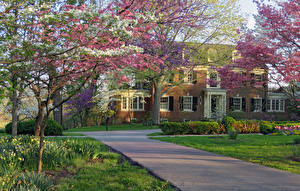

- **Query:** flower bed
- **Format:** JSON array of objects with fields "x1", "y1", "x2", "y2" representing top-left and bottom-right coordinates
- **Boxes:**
[{"x1": 274, "y1": 125, "x2": 300, "y2": 135}]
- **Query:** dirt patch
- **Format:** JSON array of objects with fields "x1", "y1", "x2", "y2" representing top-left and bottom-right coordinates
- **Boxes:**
[{"x1": 88, "y1": 158, "x2": 103, "y2": 164}]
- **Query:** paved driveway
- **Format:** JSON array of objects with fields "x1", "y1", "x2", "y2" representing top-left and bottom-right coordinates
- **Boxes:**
[{"x1": 82, "y1": 129, "x2": 300, "y2": 191}]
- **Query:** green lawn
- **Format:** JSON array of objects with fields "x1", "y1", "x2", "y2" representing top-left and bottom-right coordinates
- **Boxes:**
[
  {"x1": 1, "y1": 136, "x2": 173, "y2": 190},
  {"x1": 65, "y1": 124, "x2": 159, "y2": 132},
  {"x1": 62, "y1": 132, "x2": 86, "y2": 136},
  {"x1": 153, "y1": 135, "x2": 300, "y2": 174},
  {"x1": 55, "y1": 160, "x2": 173, "y2": 191}
]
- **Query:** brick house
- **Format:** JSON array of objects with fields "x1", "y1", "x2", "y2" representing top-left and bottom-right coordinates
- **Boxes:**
[{"x1": 111, "y1": 46, "x2": 291, "y2": 123}]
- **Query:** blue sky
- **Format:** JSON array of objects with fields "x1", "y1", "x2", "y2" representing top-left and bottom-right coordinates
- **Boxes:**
[{"x1": 239, "y1": 0, "x2": 258, "y2": 28}]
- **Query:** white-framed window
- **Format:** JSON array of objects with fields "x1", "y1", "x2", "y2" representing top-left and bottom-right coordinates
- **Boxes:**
[
  {"x1": 122, "y1": 97, "x2": 128, "y2": 110},
  {"x1": 183, "y1": 96, "x2": 193, "y2": 111},
  {"x1": 208, "y1": 72, "x2": 220, "y2": 88},
  {"x1": 187, "y1": 72, "x2": 193, "y2": 83},
  {"x1": 160, "y1": 97, "x2": 169, "y2": 111},
  {"x1": 232, "y1": 97, "x2": 242, "y2": 111},
  {"x1": 253, "y1": 98, "x2": 262, "y2": 112},
  {"x1": 267, "y1": 99, "x2": 284, "y2": 112},
  {"x1": 121, "y1": 96, "x2": 144, "y2": 111}
]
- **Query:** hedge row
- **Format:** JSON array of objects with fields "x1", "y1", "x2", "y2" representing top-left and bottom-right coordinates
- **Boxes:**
[
  {"x1": 5, "y1": 120, "x2": 63, "y2": 136},
  {"x1": 160, "y1": 119, "x2": 300, "y2": 135},
  {"x1": 160, "y1": 121, "x2": 224, "y2": 135}
]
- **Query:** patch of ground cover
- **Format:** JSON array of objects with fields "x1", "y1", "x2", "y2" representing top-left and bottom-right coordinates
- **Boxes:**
[
  {"x1": 153, "y1": 135, "x2": 300, "y2": 174},
  {"x1": 65, "y1": 123, "x2": 159, "y2": 132},
  {"x1": 0, "y1": 136, "x2": 173, "y2": 191}
]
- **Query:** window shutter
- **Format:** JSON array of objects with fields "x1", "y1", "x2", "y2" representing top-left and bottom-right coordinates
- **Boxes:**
[
  {"x1": 169, "y1": 96, "x2": 174, "y2": 111},
  {"x1": 192, "y1": 97, "x2": 198, "y2": 111},
  {"x1": 250, "y1": 73, "x2": 255, "y2": 85},
  {"x1": 192, "y1": 71, "x2": 197, "y2": 84},
  {"x1": 179, "y1": 97, "x2": 183, "y2": 111},
  {"x1": 229, "y1": 97, "x2": 233, "y2": 110},
  {"x1": 250, "y1": 98, "x2": 255, "y2": 112},
  {"x1": 169, "y1": 73, "x2": 174, "y2": 83},
  {"x1": 262, "y1": 99, "x2": 266, "y2": 112},
  {"x1": 242, "y1": 98, "x2": 246, "y2": 112}
]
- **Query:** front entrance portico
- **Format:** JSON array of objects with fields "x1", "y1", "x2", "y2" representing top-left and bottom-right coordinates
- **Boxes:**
[{"x1": 204, "y1": 88, "x2": 227, "y2": 119}]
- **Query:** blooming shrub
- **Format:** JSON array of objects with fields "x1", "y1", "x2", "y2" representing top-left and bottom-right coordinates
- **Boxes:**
[{"x1": 233, "y1": 120, "x2": 260, "y2": 134}]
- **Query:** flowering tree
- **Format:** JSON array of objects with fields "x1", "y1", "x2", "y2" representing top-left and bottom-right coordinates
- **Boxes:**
[
  {"x1": 1, "y1": 0, "x2": 153, "y2": 172},
  {"x1": 218, "y1": 0, "x2": 299, "y2": 111},
  {"x1": 118, "y1": 0, "x2": 242, "y2": 124},
  {"x1": 65, "y1": 86, "x2": 95, "y2": 127}
]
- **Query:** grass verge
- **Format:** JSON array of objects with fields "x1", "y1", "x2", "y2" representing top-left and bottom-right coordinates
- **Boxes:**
[
  {"x1": 0, "y1": 136, "x2": 173, "y2": 190},
  {"x1": 55, "y1": 159, "x2": 173, "y2": 191},
  {"x1": 65, "y1": 124, "x2": 159, "y2": 132},
  {"x1": 62, "y1": 132, "x2": 86, "y2": 136},
  {"x1": 153, "y1": 135, "x2": 300, "y2": 174}
]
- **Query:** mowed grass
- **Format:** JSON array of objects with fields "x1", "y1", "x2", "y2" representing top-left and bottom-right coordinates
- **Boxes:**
[
  {"x1": 62, "y1": 132, "x2": 86, "y2": 136},
  {"x1": 153, "y1": 135, "x2": 300, "y2": 174},
  {"x1": 55, "y1": 160, "x2": 173, "y2": 191},
  {"x1": 49, "y1": 137, "x2": 173, "y2": 191},
  {"x1": 65, "y1": 124, "x2": 159, "y2": 132}
]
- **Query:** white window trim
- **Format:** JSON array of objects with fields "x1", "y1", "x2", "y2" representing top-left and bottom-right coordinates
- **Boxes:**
[
  {"x1": 183, "y1": 96, "x2": 193, "y2": 112},
  {"x1": 267, "y1": 99, "x2": 285, "y2": 112},
  {"x1": 232, "y1": 97, "x2": 242, "y2": 112},
  {"x1": 253, "y1": 98, "x2": 262, "y2": 112},
  {"x1": 207, "y1": 71, "x2": 220, "y2": 88},
  {"x1": 160, "y1": 96, "x2": 170, "y2": 112},
  {"x1": 183, "y1": 71, "x2": 194, "y2": 84},
  {"x1": 121, "y1": 97, "x2": 144, "y2": 111}
]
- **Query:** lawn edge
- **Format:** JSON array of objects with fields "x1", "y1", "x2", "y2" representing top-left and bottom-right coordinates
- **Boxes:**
[{"x1": 98, "y1": 141, "x2": 181, "y2": 191}]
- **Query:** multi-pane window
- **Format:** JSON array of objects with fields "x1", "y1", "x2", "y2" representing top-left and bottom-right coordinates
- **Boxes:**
[
  {"x1": 209, "y1": 72, "x2": 219, "y2": 88},
  {"x1": 267, "y1": 99, "x2": 284, "y2": 112},
  {"x1": 183, "y1": 96, "x2": 192, "y2": 111},
  {"x1": 253, "y1": 98, "x2": 262, "y2": 112},
  {"x1": 232, "y1": 97, "x2": 242, "y2": 111},
  {"x1": 160, "y1": 97, "x2": 169, "y2": 111},
  {"x1": 187, "y1": 72, "x2": 193, "y2": 83},
  {"x1": 121, "y1": 97, "x2": 144, "y2": 111},
  {"x1": 122, "y1": 97, "x2": 128, "y2": 110}
]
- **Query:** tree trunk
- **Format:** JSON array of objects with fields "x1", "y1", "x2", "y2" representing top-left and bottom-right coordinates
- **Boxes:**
[
  {"x1": 35, "y1": 106, "x2": 44, "y2": 137},
  {"x1": 53, "y1": 90, "x2": 63, "y2": 127},
  {"x1": 37, "y1": 105, "x2": 50, "y2": 173},
  {"x1": 152, "y1": 81, "x2": 161, "y2": 125},
  {"x1": 11, "y1": 88, "x2": 18, "y2": 136},
  {"x1": 37, "y1": 128, "x2": 45, "y2": 173}
]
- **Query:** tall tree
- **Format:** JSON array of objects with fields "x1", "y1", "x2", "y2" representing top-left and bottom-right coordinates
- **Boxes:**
[
  {"x1": 218, "y1": 0, "x2": 299, "y2": 110},
  {"x1": 1, "y1": 1, "x2": 153, "y2": 173},
  {"x1": 119, "y1": 0, "x2": 243, "y2": 124}
]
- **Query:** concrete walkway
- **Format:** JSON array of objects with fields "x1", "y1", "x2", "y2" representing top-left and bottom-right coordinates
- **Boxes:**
[{"x1": 82, "y1": 129, "x2": 300, "y2": 191}]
